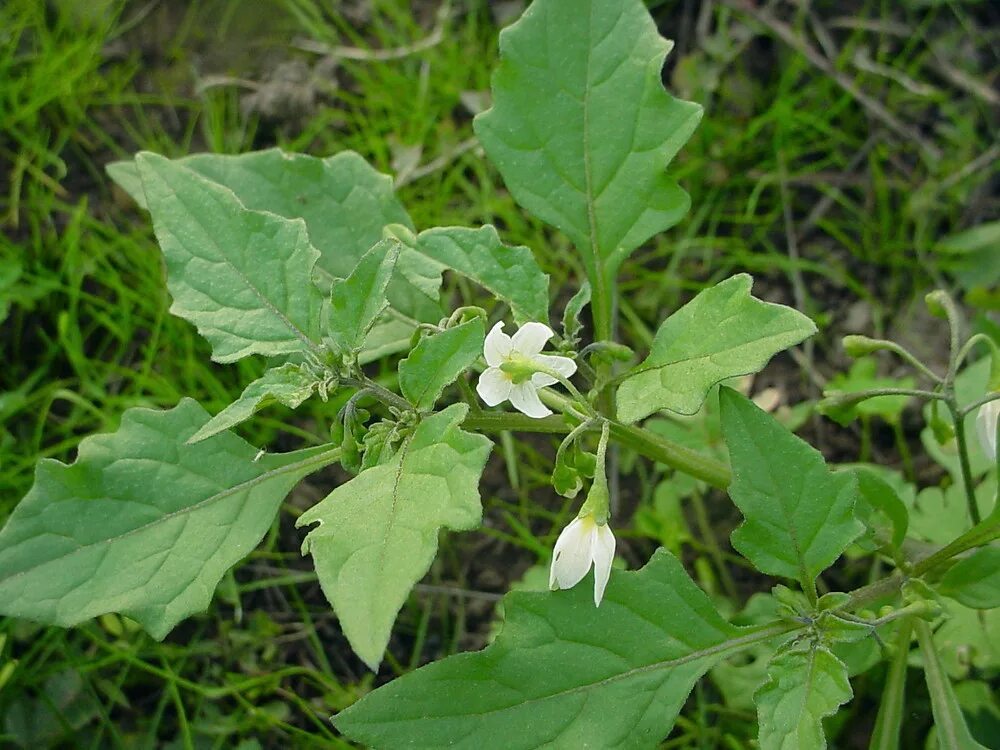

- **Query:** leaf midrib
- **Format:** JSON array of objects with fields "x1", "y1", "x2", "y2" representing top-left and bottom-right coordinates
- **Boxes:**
[
  {"x1": 158, "y1": 164, "x2": 318, "y2": 353},
  {"x1": 353, "y1": 622, "x2": 796, "y2": 725},
  {"x1": 0, "y1": 449, "x2": 337, "y2": 586}
]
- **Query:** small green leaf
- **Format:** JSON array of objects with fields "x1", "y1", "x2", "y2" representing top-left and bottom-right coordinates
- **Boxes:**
[
  {"x1": 415, "y1": 226, "x2": 549, "y2": 325},
  {"x1": 335, "y1": 549, "x2": 744, "y2": 748},
  {"x1": 562, "y1": 281, "x2": 591, "y2": 345},
  {"x1": 326, "y1": 239, "x2": 401, "y2": 355},
  {"x1": 296, "y1": 404, "x2": 492, "y2": 669},
  {"x1": 720, "y1": 389, "x2": 863, "y2": 587},
  {"x1": 939, "y1": 547, "x2": 1000, "y2": 610},
  {"x1": 914, "y1": 619, "x2": 989, "y2": 749},
  {"x1": 618, "y1": 275, "x2": 816, "y2": 423},
  {"x1": 754, "y1": 641, "x2": 852, "y2": 750},
  {"x1": 474, "y1": 0, "x2": 702, "y2": 326},
  {"x1": 0, "y1": 400, "x2": 335, "y2": 638},
  {"x1": 187, "y1": 364, "x2": 318, "y2": 444},
  {"x1": 135, "y1": 152, "x2": 324, "y2": 363},
  {"x1": 398, "y1": 319, "x2": 485, "y2": 411}
]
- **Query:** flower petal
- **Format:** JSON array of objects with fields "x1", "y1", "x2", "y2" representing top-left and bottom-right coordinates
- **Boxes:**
[
  {"x1": 511, "y1": 322, "x2": 554, "y2": 356},
  {"x1": 590, "y1": 522, "x2": 616, "y2": 606},
  {"x1": 549, "y1": 517, "x2": 595, "y2": 591},
  {"x1": 476, "y1": 367, "x2": 513, "y2": 406},
  {"x1": 508, "y1": 381, "x2": 552, "y2": 418},
  {"x1": 531, "y1": 371, "x2": 559, "y2": 388},
  {"x1": 976, "y1": 398, "x2": 1000, "y2": 462},
  {"x1": 530, "y1": 353, "x2": 578, "y2": 386},
  {"x1": 483, "y1": 322, "x2": 513, "y2": 367}
]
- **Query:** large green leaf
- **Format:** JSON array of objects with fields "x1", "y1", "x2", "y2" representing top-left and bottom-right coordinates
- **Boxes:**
[
  {"x1": 109, "y1": 149, "x2": 410, "y2": 274},
  {"x1": 110, "y1": 149, "x2": 442, "y2": 358},
  {"x1": 296, "y1": 404, "x2": 492, "y2": 669},
  {"x1": 618, "y1": 275, "x2": 817, "y2": 423},
  {"x1": 398, "y1": 319, "x2": 485, "y2": 411},
  {"x1": 335, "y1": 550, "x2": 748, "y2": 749},
  {"x1": 720, "y1": 389, "x2": 862, "y2": 586},
  {"x1": 135, "y1": 152, "x2": 325, "y2": 363},
  {"x1": 754, "y1": 641, "x2": 852, "y2": 750},
  {"x1": 474, "y1": 0, "x2": 702, "y2": 330},
  {"x1": 325, "y1": 239, "x2": 401, "y2": 356},
  {"x1": 0, "y1": 399, "x2": 335, "y2": 638},
  {"x1": 187, "y1": 364, "x2": 318, "y2": 444},
  {"x1": 415, "y1": 226, "x2": 549, "y2": 325}
]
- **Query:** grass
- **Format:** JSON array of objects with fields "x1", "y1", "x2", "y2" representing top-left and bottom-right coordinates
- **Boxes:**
[{"x1": 1, "y1": 0, "x2": 997, "y2": 746}]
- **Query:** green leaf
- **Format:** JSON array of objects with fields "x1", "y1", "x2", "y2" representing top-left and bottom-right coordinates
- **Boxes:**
[
  {"x1": 914, "y1": 619, "x2": 989, "y2": 750},
  {"x1": 110, "y1": 149, "x2": 442, "y2": 359},
  {"x1": 398, "y1": 319, "x2": 485, "y2": 411},
  {"x1": 562, "y1": 281, "x2": 591, "y2": 345},
  {"x1": 754, "y1": 641, "x2": 852, "y2": 750},
  {"x1": 325, "y1": 239, "x2": 401, "y2": 355},
  {"x1": 187, "y1": 364, "x2": 318, "y2": 444},
  {"x1": 110, "y1": 149, "x2": 413, "y2": 280},
  {"x1": 135, "y1": 152, "x2": 324, "y2": 363},
  {"x1": 336, "y1": 549, "x2": 747, "y2": 749},
  {"x1": 939, "y1": 547, "x2": 1000, "y2": 610},
  {"x1": 474, "y1": 0, "x2": 701, "y2": 330},
  {"x1": 617, "y1": 275, "x2": 817, "y2": 423},
  {"x1": 853, "y1": 467, "x2": 909, "y2": 553},
  {"x1": 909, "y1": 479, "x2": 996, "y2": 548},
  {"x1": 415, "y1": 226, "x2": 549, "y2": 325},
  {"x1": 869, "y1": 618, "x2": 912, "y2": 750},
  {"x1": 0, "y1": 399, "x2": 335, "y2": 638},
  {"x1": 720, "y1": 388, "x2": 863, "y2": 586},
  {"x1": 296, "y1": 404, "x2": 492, "y2": 669}
]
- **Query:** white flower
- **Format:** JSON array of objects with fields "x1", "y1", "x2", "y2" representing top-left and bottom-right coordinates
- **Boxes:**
[
  {"x1": 476, "y1": 322, "x2": 577, "y2": 419},
  {"x1": 976, "y1": 397, "x2": 1000, "y2": 462},
  {"x1": 549, "y1": 514, "x2": 616, "y2": 606}
]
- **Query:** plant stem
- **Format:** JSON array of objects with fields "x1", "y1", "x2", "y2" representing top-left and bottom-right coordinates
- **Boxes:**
[{"x1": 948, "y1": 399, "x2": 982, "y2": 525}]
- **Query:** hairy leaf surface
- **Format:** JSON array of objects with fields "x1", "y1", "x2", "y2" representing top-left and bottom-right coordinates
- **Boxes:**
[
  {"x1": 755, "y1": 642, "x2": 852, "y2": 750},
  {"x1": 399, "y1": 319, "x2": 485, "y2": 411},
  {"x1": 475, "y1": 0, "x2": 702, "y2": 318},
  {"x1": 135, "y1": 152, "x2": 324, "y2": 362},
  {"x1": 416, "y1": 226, "x2": 549, "y2": 325},
  {"x1": 720, "y1": 389, "x2": 862, "y2": 586},
  {"x1": 618, "y1": 275, "x2": 816, "y2": 423},
  {"x1": 0, "y1": 400, "x2": 333, "y2": 638},
  {"x1": 188, "y1": 364, "x2": 317, "y2": 444},
  {"x1": 110, "y1": 149, "x2": 441, "y2": 359},
  {"x1": 336, "y1": 550, "x2": 747, "y2": 748},
  {"x1": 296, "y1": 404, "x2": 491, "y2": 669},
  {"x1": 326, "y1": 239, "x2": 401, "y2": 355}
]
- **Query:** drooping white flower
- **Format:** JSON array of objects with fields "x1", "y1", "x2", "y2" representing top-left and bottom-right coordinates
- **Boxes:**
[
  {"x1": 549, "y1": 514, "x2": 616, "y2": 606},
  {"x1": 976, "y1": 397, "x2": 1000, "y2": 462},
  {"x1": 476, "y1": 322, "x2": 577, "y2": 418}
]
